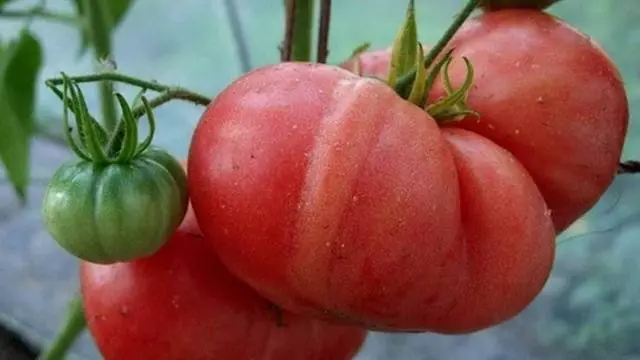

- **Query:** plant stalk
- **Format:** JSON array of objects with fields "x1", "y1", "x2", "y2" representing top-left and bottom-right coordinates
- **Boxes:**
[
  {"x1": 36, "y1": 295, "x2": 86, "y2": 360},
  {"x1": 45, "y1": 73, "x2": 211, "y2": 105},
  {"x1": 282, "y1": 0, "x2": 314, "y2": 61},
  {"x1": 618, "y1": 160, "x2": 640, "y2": 174},
  {"x1": 82, "y1": 0, "x2": 118, "y2": 133},
  {"x1": 316, "y1": 0, "x2": 332, "y2": 63}
]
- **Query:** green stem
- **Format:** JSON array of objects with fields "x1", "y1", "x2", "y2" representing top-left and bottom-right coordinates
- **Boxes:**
[
  {"x1": 394, "y1": 0, "x2": 478, "y2": 92},
  {"x1": 0, "y1": 7, "x2": 79, "y2": 25},
  {"x1": 82, "y1": 0, "x2": 118, "y2": 133},
  {"x1": 290, "y1": 0, "x2": 314, "y2": 61},
  {"x1": 37, "y1": 295, "x2": 86, "y2": 360},
  {"x1": 46, "y1": 73, "x2": 210, "y2": 103},
  {"x1": 131, "y1": 88, "x2": 212, "y2": 116},
  {"x1": 46, "y1": 73, "x2": 212, "y2": 108}
]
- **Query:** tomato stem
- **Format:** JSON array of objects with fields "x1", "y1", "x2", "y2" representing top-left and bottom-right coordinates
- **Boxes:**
[
  {"x1": 618, "y1": 160, "x2": 640, "y2": 174},
  {"x1": 81, "y1": 0, "x2": 118, "y2": 133},
  {"x1": 45, "y1": 73, "x2": 212, "y2": 106},
  {"x1": 316, "y1": 0, "x2": 332, "y2": 63},
  {"x1": 394, "y1": 0, "x2": 478, "y2": 92},
  {"x1": 281, "y1": 0, "x2": 314, "y2": 62},
  {"x1": 37, "y1": 295, "x2": 86, "y2": 360}
]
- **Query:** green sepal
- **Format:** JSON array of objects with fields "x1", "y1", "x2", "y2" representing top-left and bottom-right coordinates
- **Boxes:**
[
  {"x1": 114, "y1": 93, "x2": 139, "y2": 162},
  {"x1": 407, "y1": 43, "x2": 428, "y2": 107},
  {"x1": 387, "y1": 0, "x2": 418, "y2": 87},
  {"x1": 46, "y1": 82, "x2": 109, "y2": 148},
  {"x1": 426, "y1": 56, "x2": 479, "y2": 123}
]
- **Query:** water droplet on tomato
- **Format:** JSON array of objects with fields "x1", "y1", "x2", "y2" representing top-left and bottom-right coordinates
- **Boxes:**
[{"x1": 171, "y1": 295, "x2": 180, "y2": 308}]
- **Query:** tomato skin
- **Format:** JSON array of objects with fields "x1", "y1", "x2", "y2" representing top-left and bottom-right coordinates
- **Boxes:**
[
  {"x1": 429, "y1": 10, "x2": 628, "y2": 232},
  {"x1": 43, "y1": 146, "x2": 188, "y2": 264},
  {"x1": 188, "y1": 62, "x2": 555, "y2": 333},
  {"x1": 478, "y1": 0, "x2": 559, "y2": 10},
  {"x1": 81, "y1": 211, "x2": 366, "y2": 360}
]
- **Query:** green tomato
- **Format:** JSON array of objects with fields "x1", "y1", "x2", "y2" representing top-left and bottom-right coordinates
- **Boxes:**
[
  {"x1": 478, "y1": 0, "x2": 559, "y2": 10},
  {"x1": 42, "y1": 146, "x2": 188, "y2": 264}
]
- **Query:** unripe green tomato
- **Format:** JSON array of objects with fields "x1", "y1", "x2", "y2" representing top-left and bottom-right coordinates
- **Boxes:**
[
  {"x1": 478, "y1": 0, "x2": 559, "y2": 11},
  {"x1": 42, "y1": 146, "x2": 188, "y2": 264}
]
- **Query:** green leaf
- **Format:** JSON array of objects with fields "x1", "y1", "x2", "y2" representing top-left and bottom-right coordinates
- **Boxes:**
[
  {"x1": 4, "y1": 31, "x2": 43, "y2": 134},
  {"x1": 72, "y1": 0, "x2": 136, "y2": 56},
  {"x1": 0, "y1": 30, "x2": 43, "y2": 201},
  {"x1": 387, "y1": 0, "x2": 419, "y2": 87}
]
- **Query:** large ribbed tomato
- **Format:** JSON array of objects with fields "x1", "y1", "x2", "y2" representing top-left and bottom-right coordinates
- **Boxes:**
[
  {"x1": 187, "y1": 61, "x2": 556, "y2": 333},
  {"x1": 80, "y1": 207, "x2": 367, "y2": 360},
  {"x1": 342, "y1": 10, "x2": 628, "y2": 233},
  {"x1": 429, "y1": 9, "x2": 628, "y2": 232}
]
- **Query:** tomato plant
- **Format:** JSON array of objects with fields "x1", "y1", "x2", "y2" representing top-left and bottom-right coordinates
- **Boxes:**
[
  {"x1": 18, "y1": 0, "x2": 637, "y2": 358},
  {"x1": 80, "y1": 207, "x2": 367, "y2": 360},
  {"x1": 42, "y1": 78, "x2": 188, "y2": 264}
]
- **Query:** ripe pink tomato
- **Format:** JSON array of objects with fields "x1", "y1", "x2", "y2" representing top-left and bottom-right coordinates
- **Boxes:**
[
  {"x1": 81, "y1": 208, "x2": 367, "y2": 359},
  {"x1": 188, "y1": 61, "x2": 556, "y2": 333},
  {"x1": 431, "y1": 9, "x2": 629, "y2": 232},
  {"x1": 340, "y1": 10, "x2": 628, "y2": 233}
]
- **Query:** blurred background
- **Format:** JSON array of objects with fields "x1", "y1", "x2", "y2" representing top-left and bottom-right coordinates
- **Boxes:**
[{"x1": 0, "y1": 0, "x2": 639, "y2": 359}]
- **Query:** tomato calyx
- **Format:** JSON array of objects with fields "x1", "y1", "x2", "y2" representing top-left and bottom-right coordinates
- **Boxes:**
[
  {"x1": 58, "y1": 73, "x2": 156, "y2": 166},
  {"x1": 383, "y1": 0, "x2": 478, "y2": 124}
]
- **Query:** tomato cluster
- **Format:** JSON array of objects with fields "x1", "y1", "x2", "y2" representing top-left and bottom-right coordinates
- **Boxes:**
[
  {"x1": 45, "y1": 4, "x2": 628, "y2": 360},
  {"x1": 187, "y1": 8, "x2": 627, "y2": 335}
]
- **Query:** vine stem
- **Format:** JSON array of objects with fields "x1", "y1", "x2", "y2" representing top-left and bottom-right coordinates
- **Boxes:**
[
  {"x1": 281, "y1": 0, "x2": 314, "y2": 61},
  {"x1": 82, "y1": 0, "x2": 118, "y2": 133},
  {"x1": 45, "y1": 73, "x2": 212, "y2": 106},
  {"x1": 394, "y1": 0, "x2": 478, "y2": 91},
  {"x1": 618, "y1": 160, "x2": 640, "y2": 174},
  {"x1": 316, "y1": 0, "x2": 332, "y2": 63},
  {"x1": 36, "y1": 295, "x2": 85, "y2": 360},
  {"x1": 0, "y1": 6, "x2": 79, "y2": 25}
]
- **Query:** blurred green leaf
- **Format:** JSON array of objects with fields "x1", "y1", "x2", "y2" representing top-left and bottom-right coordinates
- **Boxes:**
[
  {"x1": 0, "y1": 0, "x2": 14, "y2": 9},
  {"x1": 72, "y1": 0, "x2": 136, "y2": 55},
  {"x1": 0, "y1": 30, "x2": 43, "y2": 201}
]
